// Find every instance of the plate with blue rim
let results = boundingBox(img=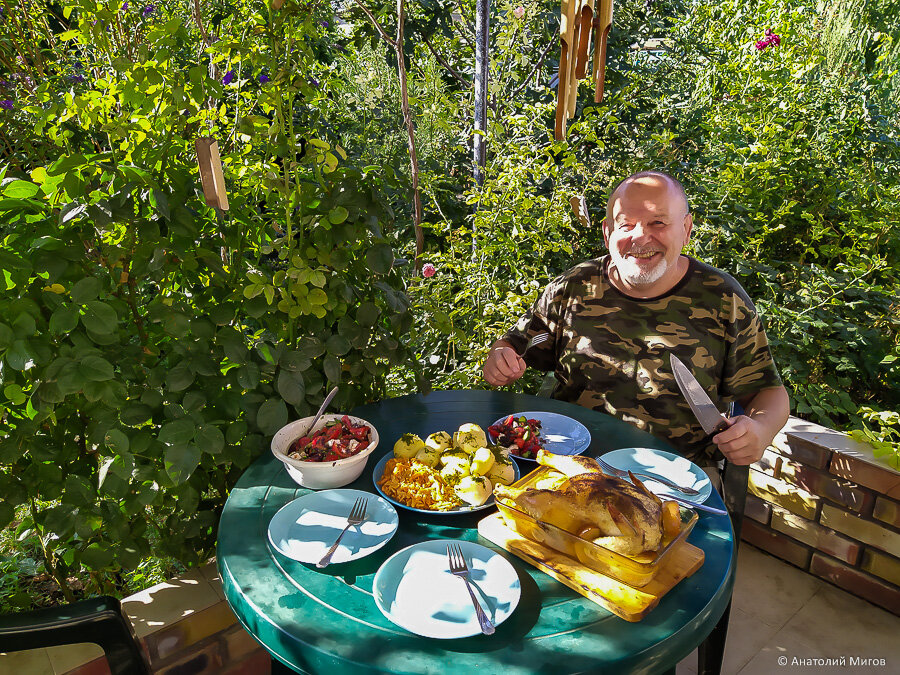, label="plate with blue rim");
[488,411,591,461]
[599,447,713,504]
[267,488,399,564]
[372,452,520,515]
[373,539,521,639]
